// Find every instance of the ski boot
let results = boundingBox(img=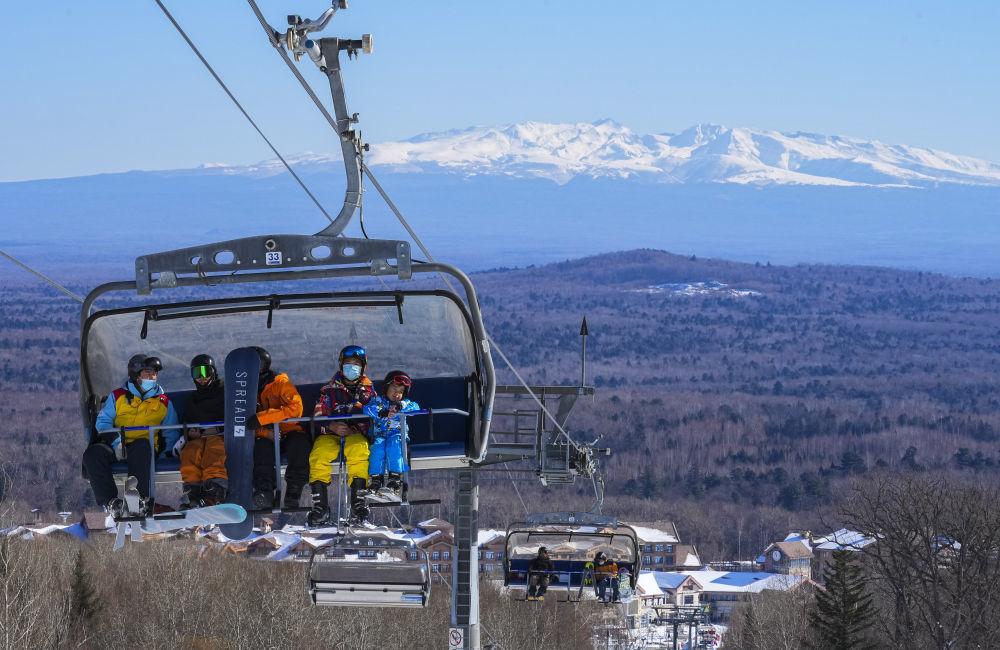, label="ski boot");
[378,472,404,503]
[284,485,304,510]
[307,481,330,527]
[252,489,274,510]
[107,497,128,520]
[138,496,155,518]
[364,474,385,503]
[200,481,227,507]
[180,484,202,511]
[349,478,370,525]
